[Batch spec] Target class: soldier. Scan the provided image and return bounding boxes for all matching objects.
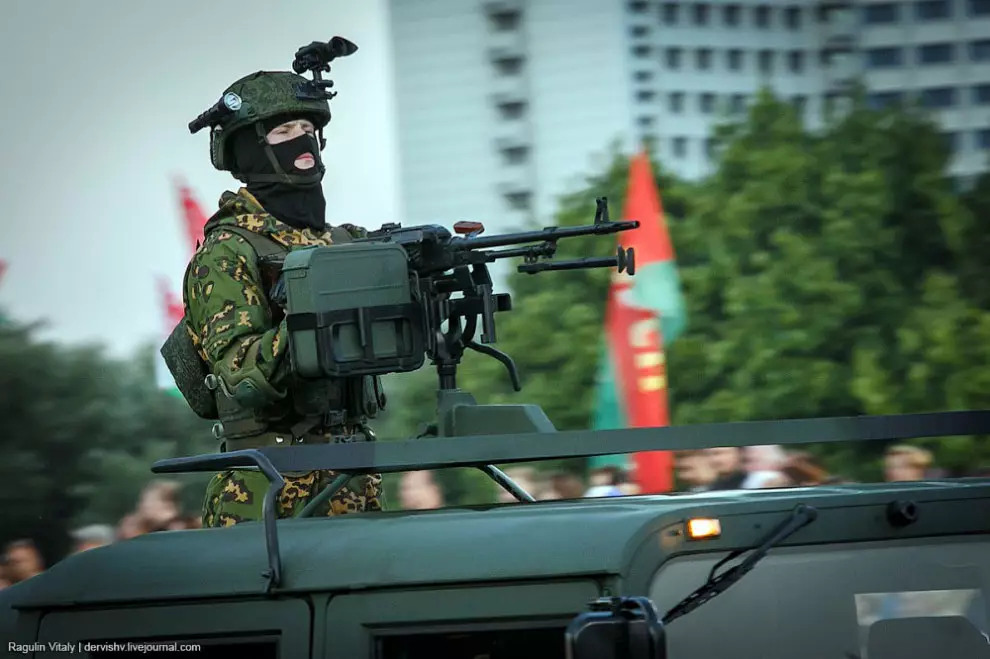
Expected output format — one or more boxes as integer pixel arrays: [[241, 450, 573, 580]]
[[167, 64, 384, 527]]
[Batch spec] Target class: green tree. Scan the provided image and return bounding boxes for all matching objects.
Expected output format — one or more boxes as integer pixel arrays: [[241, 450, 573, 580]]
[[384, 144, 697, 501], [673, 89, 990, 479], [0, 321, 212, 561], [386, 90, 990, 491]]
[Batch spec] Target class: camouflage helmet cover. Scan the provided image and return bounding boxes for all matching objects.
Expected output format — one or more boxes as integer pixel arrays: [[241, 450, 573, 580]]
[[210, 70, 332, 171]]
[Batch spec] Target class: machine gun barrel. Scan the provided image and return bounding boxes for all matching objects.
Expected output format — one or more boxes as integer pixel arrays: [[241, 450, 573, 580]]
[[453, 219, 640, 251], [519, 256, 621, 273]]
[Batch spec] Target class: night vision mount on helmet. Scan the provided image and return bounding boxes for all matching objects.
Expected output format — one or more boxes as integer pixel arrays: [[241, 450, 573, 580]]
[[187, 37, 358, 180]]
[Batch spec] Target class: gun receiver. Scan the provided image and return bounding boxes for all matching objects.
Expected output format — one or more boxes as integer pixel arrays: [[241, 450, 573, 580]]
[[350, 197, 637, 390], [276, 197, 638, 441]]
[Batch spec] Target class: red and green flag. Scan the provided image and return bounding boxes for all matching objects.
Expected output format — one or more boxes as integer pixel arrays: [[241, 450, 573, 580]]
[[590, 150, 687, 493], [154, 178, 209, 395]]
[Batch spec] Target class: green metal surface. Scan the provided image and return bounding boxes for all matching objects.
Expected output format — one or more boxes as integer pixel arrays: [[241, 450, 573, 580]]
[[282, 242, 418, 379], [153, 409, 990, 478], [7, 478, 990, 615], [8, 498, 653, 610]]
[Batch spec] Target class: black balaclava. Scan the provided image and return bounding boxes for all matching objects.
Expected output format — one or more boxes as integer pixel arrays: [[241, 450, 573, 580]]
[[229, 115, 327, 231]]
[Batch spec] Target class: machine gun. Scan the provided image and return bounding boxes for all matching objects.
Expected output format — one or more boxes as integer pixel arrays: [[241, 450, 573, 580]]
[[274, 196, 637, 440]]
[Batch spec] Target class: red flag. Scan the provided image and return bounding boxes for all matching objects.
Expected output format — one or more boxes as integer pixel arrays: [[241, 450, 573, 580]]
[[174, 176, 209, 253], [156, 275, 184, 327], [157, 176, 207, 331], [0, 260, 7, 289], [603, 151, 676, 493]]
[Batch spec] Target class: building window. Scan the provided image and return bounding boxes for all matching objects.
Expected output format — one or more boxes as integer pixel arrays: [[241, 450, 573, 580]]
[[662, 2, 679, 23], [724, 4, 741, 25], [971, 39, 990, 62], [868, 91, 903, 108], [978, 129, 990, 149], [665, 47, 682, 68], [941, 132, 960, 153], [915, 0, 952, 19], [705, 137, 718, 159], [492, 55, 524, 76], [785, 6, 801, 28], [700, 93, 716, 113], [730, 94, 747, 113], [754, 5, 771, 27], [792, 95, 807, 116], [628, 0, 649, 12], [669, 92, 684, 113], [969, 0, 990, 16], [788, 50, 804, 73], [636, 89, 656, 102], [863, 3, 900, 23], [487, 9, 522, 31], [630, 24, 650, 38], [496, 100, 526, 120], [634, 70, 653, 82], [727, 49, 744, 70], [918, 43, 955, 64], [919, 87, 957, 108], [672, 136, 687, 157], [696, 48, 713, 70], [974, 84, 990, 105], [824, 92, 848, 116], [865, 47, 904, 68], [693, 3, 710, 25], [637, 115, 655, 128], [758, 50, 774, 73], [502, 145, 530, 165], [632, 44, 651, 57], [504, 191, 532, 211]]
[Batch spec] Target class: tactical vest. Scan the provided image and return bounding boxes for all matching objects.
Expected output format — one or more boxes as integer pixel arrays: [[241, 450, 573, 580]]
[[160, 224, 386, 450]]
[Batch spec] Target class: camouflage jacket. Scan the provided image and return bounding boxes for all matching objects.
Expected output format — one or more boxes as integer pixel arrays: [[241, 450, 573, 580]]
[[182, 188, 366, 423]]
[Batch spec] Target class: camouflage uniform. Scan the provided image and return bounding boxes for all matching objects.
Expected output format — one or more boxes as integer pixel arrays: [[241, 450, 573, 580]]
[[185, 190, 383, 527], [167, 68, 384, 527]]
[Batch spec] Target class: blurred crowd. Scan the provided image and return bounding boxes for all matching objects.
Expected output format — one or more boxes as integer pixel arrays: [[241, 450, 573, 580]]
[[398, 443, 945, 509], [0, 480, 200, 590], [0, 443, 956, 590]]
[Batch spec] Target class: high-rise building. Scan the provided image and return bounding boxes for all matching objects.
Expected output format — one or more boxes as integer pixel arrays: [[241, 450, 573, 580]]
[[853, 0, 990, 187], [387, 0, 990, 232]]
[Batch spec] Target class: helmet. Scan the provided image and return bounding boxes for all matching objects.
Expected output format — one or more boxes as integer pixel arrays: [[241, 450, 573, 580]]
[[206, 70, 332, 173]]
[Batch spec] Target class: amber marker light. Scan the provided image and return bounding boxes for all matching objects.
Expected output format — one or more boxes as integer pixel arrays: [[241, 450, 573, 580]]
[[686, 518, 722, 540]]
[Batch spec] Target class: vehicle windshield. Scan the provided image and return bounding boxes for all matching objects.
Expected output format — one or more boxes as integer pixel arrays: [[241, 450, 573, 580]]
[[649, 536, 990, 659]]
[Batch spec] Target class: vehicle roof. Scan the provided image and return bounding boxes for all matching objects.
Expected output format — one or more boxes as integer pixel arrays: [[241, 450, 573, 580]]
[[9, 479, 989, 611]]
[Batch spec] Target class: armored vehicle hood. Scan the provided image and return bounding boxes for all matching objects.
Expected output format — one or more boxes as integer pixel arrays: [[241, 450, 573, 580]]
[[6, 478, 989, 612]]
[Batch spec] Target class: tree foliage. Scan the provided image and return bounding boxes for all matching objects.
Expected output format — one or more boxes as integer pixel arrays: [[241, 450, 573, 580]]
[[386, 89, 990, 490], [0, 321, 213, 562]]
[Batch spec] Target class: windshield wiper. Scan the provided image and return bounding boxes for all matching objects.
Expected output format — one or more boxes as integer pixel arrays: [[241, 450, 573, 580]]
[[662, 503, 819, 625]]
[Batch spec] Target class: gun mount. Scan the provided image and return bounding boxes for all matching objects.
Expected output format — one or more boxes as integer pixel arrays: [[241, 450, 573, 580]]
[[356, 196, 636, 441], [270, 196, 636, 449]]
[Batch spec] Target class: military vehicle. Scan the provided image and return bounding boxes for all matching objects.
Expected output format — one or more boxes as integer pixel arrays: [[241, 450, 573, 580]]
[[3, 38, 990, 659], [3, 407, 990, 659]]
